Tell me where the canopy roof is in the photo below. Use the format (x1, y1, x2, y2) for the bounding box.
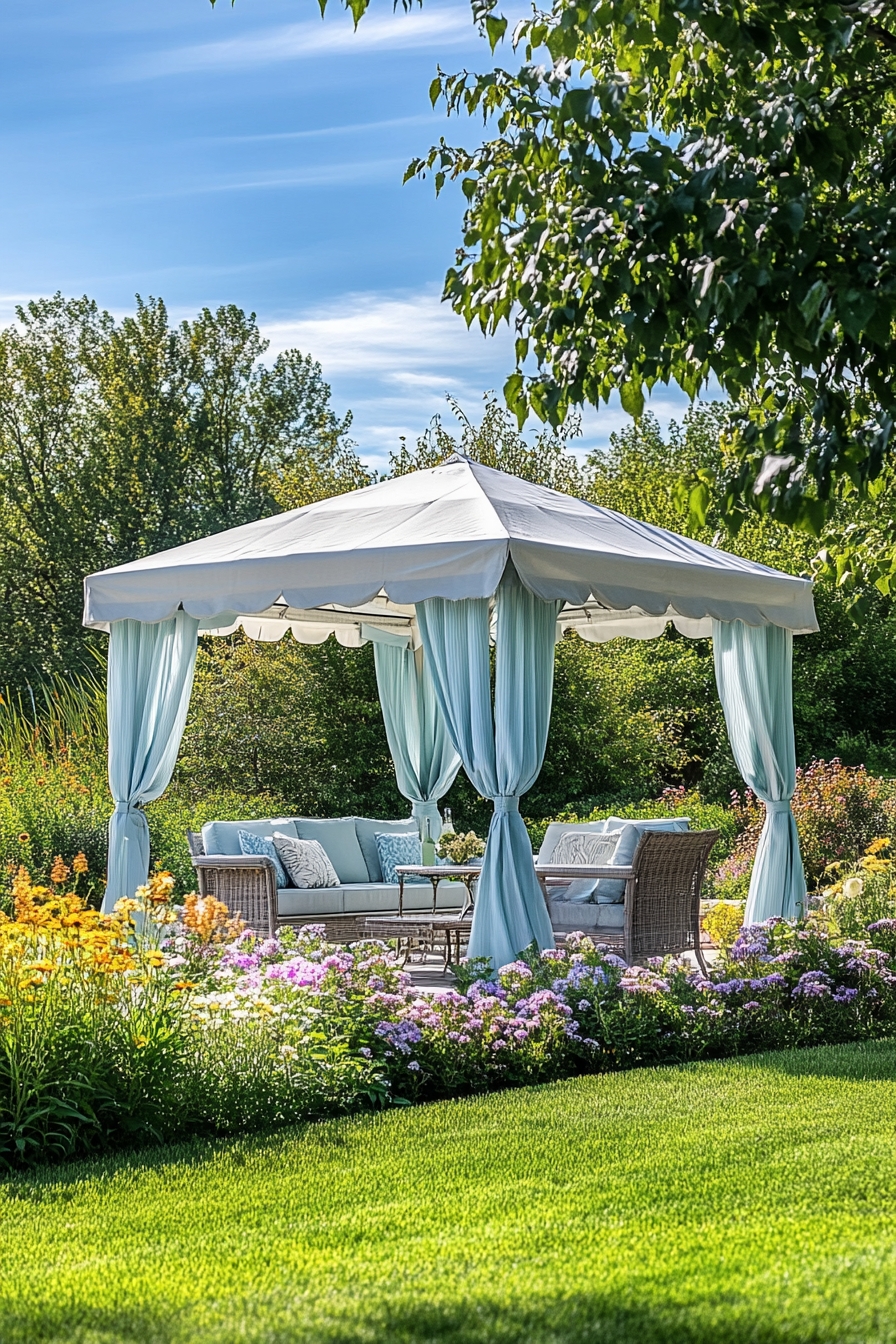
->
(83, 455, 818, 642)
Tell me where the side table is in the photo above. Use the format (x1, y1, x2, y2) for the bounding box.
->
(395, 864, 481, 918)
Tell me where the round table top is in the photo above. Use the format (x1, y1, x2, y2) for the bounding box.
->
(394, 864, 482, 877)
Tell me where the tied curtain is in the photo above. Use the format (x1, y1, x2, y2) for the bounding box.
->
(713, 619, 807, 923)
(364, 625, 462, 838)
(104, 612, 199, 912)
(417, 566, 559, 969)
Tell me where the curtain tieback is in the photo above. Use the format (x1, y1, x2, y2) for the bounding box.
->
(764, 799, 792, 815)
(113, 800, 144, 815)
(493, 796, 520, 815)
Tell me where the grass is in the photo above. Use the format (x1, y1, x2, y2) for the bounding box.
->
(3, 1041, 896, 1344)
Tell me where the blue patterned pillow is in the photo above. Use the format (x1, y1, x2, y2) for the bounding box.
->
(238, 829, 288, 888)
(375, 831, 426, 885)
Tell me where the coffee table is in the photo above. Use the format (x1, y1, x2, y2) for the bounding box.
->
(364, 914, 473, 969)
(395, 864, 481, 918)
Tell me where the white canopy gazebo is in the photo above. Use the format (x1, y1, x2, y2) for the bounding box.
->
(84, 455, 818, 967)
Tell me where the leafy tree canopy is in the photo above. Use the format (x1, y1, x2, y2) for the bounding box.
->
(390, 390, 588, 493)
(324, 0, 894, 604)
(0, 294, 366, 685)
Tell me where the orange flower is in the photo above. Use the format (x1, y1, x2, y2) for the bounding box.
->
(50, 855, 70, 886)
(72, 852, 89, 875)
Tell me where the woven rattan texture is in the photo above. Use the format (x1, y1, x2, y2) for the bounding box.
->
(627, 828, 717, 968)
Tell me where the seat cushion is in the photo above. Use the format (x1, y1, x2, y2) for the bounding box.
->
(294, 818, 369, 885)
(277, 887, 345, 918)
(400, 880, 468, 912)
(337, 881, 470, 913)
(202, 818, 298, 856)
(549, 898, 625, 931)
(354, 817, 418, 881)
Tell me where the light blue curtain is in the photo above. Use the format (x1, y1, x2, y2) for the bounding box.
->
(366, 626, 461, 837)
(713, 619, 806, 923)
(104, 612, 199, 912)
(417, 565, 559, 969)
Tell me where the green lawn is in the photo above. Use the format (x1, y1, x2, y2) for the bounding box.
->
(4, 1042, 896, 1344)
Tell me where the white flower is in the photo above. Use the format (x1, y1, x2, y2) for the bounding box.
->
(279, 1044, 298, 1060)
(843, 877, 864, 900)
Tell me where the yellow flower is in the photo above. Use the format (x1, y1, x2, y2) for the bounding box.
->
(143, 951, 165, 969)
(132, 1035, 149, 1049)
(171, 979, 196, 992)
(17, 833, 29, 844)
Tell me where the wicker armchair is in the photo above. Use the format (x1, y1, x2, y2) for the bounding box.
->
(536, 828, 718, 973)
(187, 830, 278, 937)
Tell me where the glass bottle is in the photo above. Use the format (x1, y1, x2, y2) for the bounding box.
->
(421, 816, 437, 868)
(441, 807, 454, 834)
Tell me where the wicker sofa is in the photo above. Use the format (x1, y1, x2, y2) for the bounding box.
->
(187, 815, 466, 940)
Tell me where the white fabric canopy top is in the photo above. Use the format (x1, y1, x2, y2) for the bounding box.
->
(83, 455, 818, 639)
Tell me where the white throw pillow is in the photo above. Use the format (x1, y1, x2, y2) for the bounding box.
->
(272, 833, 339, 889)
(550, 830, 622, 866)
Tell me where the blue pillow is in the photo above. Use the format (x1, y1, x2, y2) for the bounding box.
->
(375, 832, 427, 885)
(238, 828, 288, 888)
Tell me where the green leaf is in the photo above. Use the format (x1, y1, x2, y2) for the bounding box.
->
(485, 14, 507, 52)
(619, 381, 644, 418)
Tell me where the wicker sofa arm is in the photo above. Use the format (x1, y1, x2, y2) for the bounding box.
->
(192, 855, 277, 871)
(190, 855, 278, 937)
(535, 864, 635, 880)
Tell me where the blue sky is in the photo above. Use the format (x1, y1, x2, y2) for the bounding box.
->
(0, 0, 689, 471)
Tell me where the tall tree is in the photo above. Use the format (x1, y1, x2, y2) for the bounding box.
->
(0, 295, 365, 686)
(392, 0, 896, 601)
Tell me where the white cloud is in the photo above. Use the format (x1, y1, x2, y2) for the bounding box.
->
(262, 288, 505, 375)
(259, 288, 696, 471)
(131, 9, 475, 80)
(137, 158, 407, 200)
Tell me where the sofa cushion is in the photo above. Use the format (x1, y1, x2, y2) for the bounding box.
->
(354, 817, 418, 881)
(202, 818, 298, 856)
(277, 887, 345, 918)
(537, 819, 608, 864)
(294, 818, 369, 885)
(238, 829, 288, 887)
(549, 898, 625, 931)
(339, 880, 468, 913)
(376, 831, 426, 885)
(601, 816, 690, 835)
(550, 829, 622, 867)
(595, 817, 690, 903)
(273, 834, 340, 889)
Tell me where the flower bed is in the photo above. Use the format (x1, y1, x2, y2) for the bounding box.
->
(4, 865, 896, 1166)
